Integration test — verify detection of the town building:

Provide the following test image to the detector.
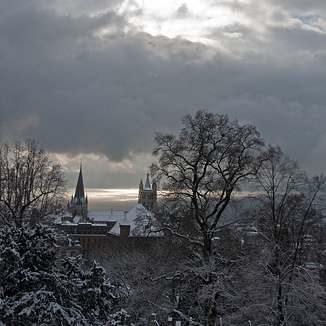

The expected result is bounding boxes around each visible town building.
[56,165,162,250]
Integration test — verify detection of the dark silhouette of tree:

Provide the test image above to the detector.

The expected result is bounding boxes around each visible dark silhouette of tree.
[151,110,265,258]
[0,139,66,227]
[0,224,88,325]
[247,145,326,325]
[0,224,128,325]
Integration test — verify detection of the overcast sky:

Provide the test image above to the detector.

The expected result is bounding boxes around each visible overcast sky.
[1,0,326,190]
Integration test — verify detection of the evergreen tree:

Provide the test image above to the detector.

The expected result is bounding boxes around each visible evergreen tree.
[0,139,132,325]
[0,224,86,325]
[0,225,131,325]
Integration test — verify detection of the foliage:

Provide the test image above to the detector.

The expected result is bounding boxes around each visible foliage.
[0,224,131,325]
[0,139,132,325]
[0,224,86,325]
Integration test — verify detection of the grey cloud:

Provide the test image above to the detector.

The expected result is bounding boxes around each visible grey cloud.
[1,1,326,184]
[267,0,326,15]
[176,4,189,18]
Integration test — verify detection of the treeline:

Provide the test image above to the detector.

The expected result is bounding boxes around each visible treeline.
[1,111,326,325]
[100,111,326,325]
[0,140,130,325]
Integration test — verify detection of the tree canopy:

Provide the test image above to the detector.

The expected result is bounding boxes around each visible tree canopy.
[0,139,131,325]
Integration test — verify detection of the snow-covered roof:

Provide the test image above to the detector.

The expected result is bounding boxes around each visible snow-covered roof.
[108,204,164,237]
[108,221,121,236]
[58,203,163,238]
[73,214,83,224]
[88,210,127,222]
[62,206,72,218]
[53,215,63,224]
[60,220,78,226]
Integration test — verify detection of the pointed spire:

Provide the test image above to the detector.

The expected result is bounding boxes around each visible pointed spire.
[74,161,85,199]
[152,178,157,191]
[139,179,143,190]
[144,173,151,189]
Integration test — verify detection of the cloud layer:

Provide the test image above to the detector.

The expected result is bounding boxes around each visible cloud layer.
[1,0,326,187]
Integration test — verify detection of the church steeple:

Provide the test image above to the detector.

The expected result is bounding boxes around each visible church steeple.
[144,173,151,189]
[71,162,88,218]
[138,173,158,212]
[75,162,85,199]
[139,179,144,190]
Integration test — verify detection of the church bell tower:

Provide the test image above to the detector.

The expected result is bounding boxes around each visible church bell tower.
[138,173,158,212]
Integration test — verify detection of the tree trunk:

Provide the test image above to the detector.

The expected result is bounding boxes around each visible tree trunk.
[203,231,212,258]
[277,278,284,326]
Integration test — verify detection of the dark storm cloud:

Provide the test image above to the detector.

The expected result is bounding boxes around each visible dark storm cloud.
[1,0,326,184]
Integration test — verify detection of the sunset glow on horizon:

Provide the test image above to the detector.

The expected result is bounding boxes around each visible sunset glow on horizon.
[67,188,139,211]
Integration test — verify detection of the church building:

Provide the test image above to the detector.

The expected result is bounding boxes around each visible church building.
[138,173,158,212]
[70,163,88,219]
[57,165,162,250]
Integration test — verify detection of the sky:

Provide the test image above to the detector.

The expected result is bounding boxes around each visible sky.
[1,0,326,191]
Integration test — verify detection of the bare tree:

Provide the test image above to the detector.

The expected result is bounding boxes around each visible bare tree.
[0,139,67,227]
[151,110,265,258]
[250,145,326,325]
